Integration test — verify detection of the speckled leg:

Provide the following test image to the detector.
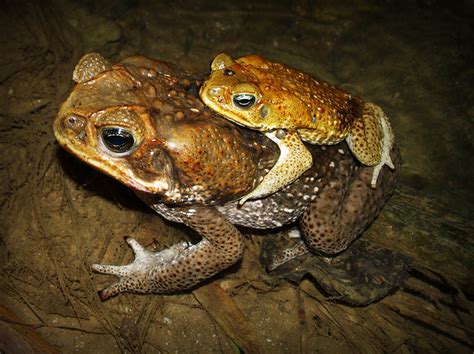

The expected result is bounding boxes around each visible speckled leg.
[239,130,313,205]
[299,145,400,256]
[346,103,395,187]
[267,240,309,271]
[92,206,244,300]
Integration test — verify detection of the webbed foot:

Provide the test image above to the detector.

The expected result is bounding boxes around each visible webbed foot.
[92,237,193,300]
[262,238,410,306]
[91,206,245,300]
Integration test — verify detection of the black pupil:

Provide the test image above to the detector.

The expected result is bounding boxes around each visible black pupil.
[101,128,134,153]
[233,94,256,109]
[224,69,234,76]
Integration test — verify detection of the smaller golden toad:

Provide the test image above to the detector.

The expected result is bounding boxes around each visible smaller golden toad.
[200,54,395,204]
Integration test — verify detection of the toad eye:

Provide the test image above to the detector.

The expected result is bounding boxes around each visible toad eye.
[100,127,135,155]
[232,93,256,109]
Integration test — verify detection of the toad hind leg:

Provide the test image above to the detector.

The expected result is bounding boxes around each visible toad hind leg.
[300,144,400,256]
[239,130,313,205]
[92,206,244,300]
[346,103,395,188]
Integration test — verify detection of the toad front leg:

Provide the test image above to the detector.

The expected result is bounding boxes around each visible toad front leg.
[239,130,313,205]
[92,206,244,300]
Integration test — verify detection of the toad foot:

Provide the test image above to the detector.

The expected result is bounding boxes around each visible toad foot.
[92,237,193,301]
[369,105,395,187]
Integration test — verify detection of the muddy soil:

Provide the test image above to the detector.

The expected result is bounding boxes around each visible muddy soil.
[1,1,473,353]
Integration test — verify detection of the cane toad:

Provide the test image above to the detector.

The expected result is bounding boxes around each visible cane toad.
[200,54,395,204]
[53,53,400,300]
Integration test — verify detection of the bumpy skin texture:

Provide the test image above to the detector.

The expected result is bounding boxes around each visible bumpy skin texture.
[200,54,395,201]
[56,54,267,205]
[92,207,244,299]
[236,129,313,205]
[299,145,398,254]
[54,53,400,300]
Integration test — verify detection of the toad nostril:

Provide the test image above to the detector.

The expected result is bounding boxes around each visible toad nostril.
[209,87,222,97]
[64,115,86,132]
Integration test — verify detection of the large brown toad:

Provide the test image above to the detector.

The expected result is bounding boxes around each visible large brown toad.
[53,53,400,300]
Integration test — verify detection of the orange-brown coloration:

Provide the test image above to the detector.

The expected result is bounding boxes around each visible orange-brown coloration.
[201,54,395,200]
[200,54,363,145]
[54,53,399,299]
[55,54,268,205]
